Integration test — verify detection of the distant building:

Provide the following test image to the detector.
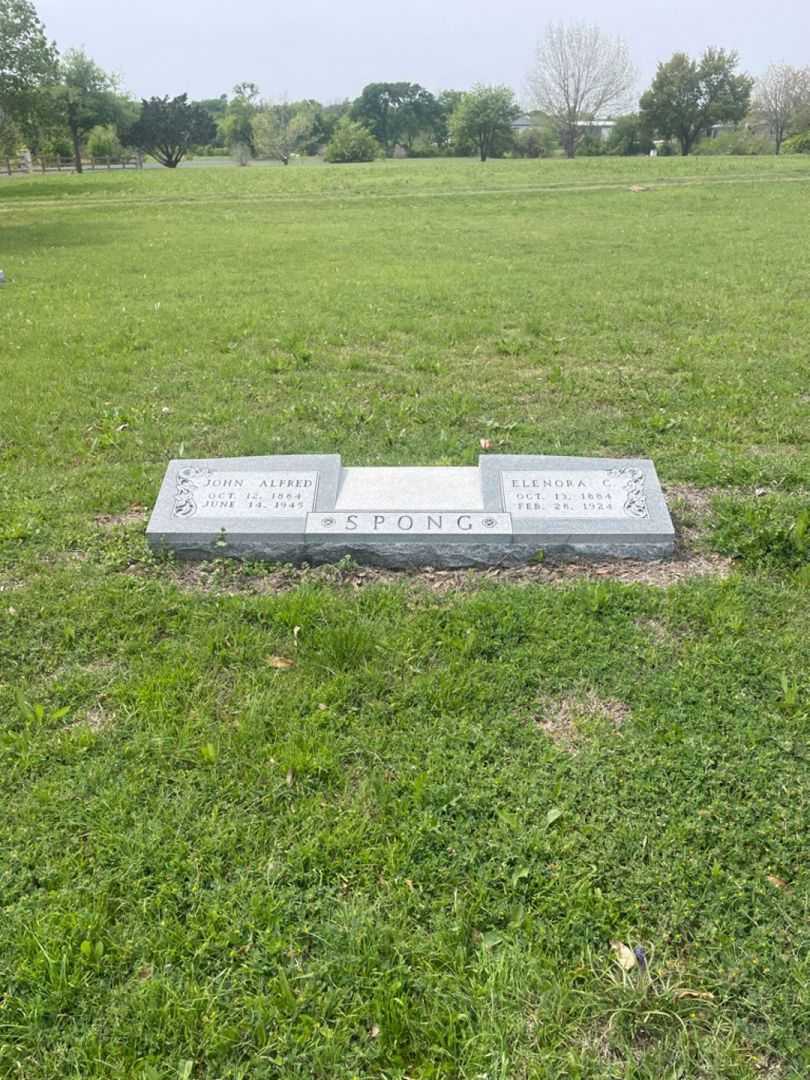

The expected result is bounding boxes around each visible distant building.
[575,119,617,141]
[511,111,551,132]
[710,122,741,138]
[512,114,535,132]
[511,115,617,141]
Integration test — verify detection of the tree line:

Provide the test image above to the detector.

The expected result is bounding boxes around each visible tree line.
[2,1,810,170]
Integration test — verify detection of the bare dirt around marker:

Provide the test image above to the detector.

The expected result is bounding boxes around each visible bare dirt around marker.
[141,547,731,598]
[126,482,732,595]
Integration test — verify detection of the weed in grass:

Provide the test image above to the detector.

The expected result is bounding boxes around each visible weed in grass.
[710,496,810,568]
[778,672,801,715]
[305,610,386,674]
[495,334,531,357]
[413,357,441,375]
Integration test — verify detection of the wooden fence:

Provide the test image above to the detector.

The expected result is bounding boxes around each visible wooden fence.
[3,155,144,176]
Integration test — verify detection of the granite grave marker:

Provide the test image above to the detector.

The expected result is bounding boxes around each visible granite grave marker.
[147,453,674,567]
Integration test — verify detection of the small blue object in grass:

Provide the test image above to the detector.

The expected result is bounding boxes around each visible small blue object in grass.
[634,945,647,970]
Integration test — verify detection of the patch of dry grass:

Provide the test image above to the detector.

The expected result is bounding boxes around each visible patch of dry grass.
[535,691,630,752]
[95,506,148,529]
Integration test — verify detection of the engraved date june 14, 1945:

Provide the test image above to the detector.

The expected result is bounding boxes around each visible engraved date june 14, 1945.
[173,468,319,518]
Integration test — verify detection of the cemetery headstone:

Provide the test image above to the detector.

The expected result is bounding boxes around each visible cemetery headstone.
[147,453,675,567]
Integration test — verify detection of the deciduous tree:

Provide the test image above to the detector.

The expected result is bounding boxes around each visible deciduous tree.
[351,82,440,152]
[252,101,314,164]
[449,84,520,162]
[0,0,56,125]
[529,21,635,158]
[56,49,123,172]
[124,94,216,168]
[753,64,810,153]
[314,100,350,150]
[640,49,753,156]
[434,89,464,150]
[219,82,259,162]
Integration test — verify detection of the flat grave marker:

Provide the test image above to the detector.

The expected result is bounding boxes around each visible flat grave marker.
[147,453,675,567]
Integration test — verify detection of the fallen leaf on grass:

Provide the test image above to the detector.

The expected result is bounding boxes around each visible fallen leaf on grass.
[479,438,493,450]
[268,656,295,669]
[672,988,715,1001]
[545,806,563,828]
[766,874,788,889]
[611,941,637,971]
[369,1024,380,1039]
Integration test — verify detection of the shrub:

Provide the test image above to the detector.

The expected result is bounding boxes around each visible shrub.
[783,131,810,154]
[577,132,607,156]
[405,135,442,158]
[86,125,123,160]
[41,133,73,159]
[710,496,810,569]
[324,118,381,163]
[694,130,772,155]
[512,128,555,158]
[605,113,655,156]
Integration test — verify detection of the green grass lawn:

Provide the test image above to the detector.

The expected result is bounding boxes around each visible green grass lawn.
[1,155,809,1078]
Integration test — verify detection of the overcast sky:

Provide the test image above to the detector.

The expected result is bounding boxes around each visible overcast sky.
[37,0,810,105]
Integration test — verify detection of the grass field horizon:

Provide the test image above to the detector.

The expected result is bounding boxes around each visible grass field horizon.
[1,155,809,1078]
